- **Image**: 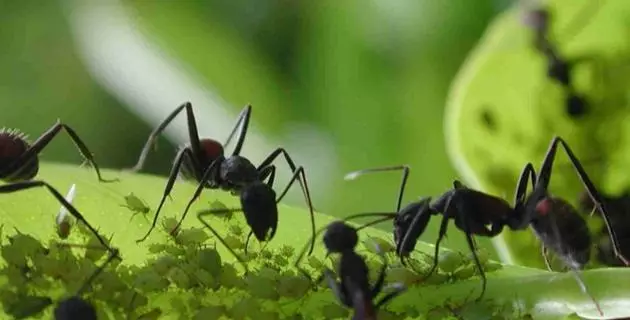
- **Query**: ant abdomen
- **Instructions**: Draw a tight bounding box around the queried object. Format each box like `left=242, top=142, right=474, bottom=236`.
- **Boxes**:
left=533, top=197, right=591, bottom=268
left=241, top=182, right=278, bottom=241
left=0, top=129, right=38, bottom=181
left=54, top=296, right=97, bottom=320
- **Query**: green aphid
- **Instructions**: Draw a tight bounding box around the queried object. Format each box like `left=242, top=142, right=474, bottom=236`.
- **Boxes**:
left=118, top=289, right=148, bottom=312
left=276, top=275, right=310, bottom=298
left=193, top=269, right=217, bottom=289
left=4, top=294, right=53, bottom=320
left=170, top=296, right=189, bottom=316
left=192, top=306, right=225, bottom=320
left=385, top=267, right=421, bottom=286
left=223, top=234, right=244, bottom=250
left=438, top=251, right=464, bottom=273
left=3, top=265, right=28, bottom=288
left=278, top=245, right=295, bottom=258
left=209, top=200, right=232, bottom=221
left=259, top=249, right=274, bottom=260
left=258, top=266, right=280, bottom=280
left=307, top=256, right=325, bottom=270
left=147, top=243, right=168, bottom=254
left=135, top=308, right=162, bottom=320
left=176, top=228, right=210, bottom=246
left=484, top=260, right=503, bottom=273
left=219, top=264, right=245, bottom=289
left=322, top=302, right=349, bottom=319
left=196, top=247, right=222, bottom=277
left=468, top=248, right=489, bottom=266
left=363, top=236, right=395, bottom=254
left=120, top=193, right=150, bottom=221
left=9, top=233, right=45, bottom=257
left=228, top=224, right=244, bottom=237
left=152, top=255, right=179, bottom=276
left=423, top=271, right=450, bottom=285
left=133, top=269, right=170, bottom=292
left=272, top=255, right=289, bottom=267
left=229, top=297, right=263, bottom=320
left=161, top=217, right=180, bottom=236
left=168, top=267, right=192, bottom=289
left=83, top=235, right=109, bottom=262
left=246, top=274, right=279, bottom=300
left=1, top=242, right=28, bottom=267
left=453, top=264, right=477, bottom=280
left=164, top=245, right=186, bottom=257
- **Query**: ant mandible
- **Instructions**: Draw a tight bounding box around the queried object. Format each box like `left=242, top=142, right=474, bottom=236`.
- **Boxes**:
left=127, top=102, right=316, bottom=260
left=521, top=0, right=606, bottom=118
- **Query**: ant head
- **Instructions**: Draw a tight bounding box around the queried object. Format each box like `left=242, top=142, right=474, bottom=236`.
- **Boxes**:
left=323, top=221, right=358, bottom=254
left=199, top=138, right=225, bottom=161
left=0, top=128, right=32, bottom=170
left=54, top=296, right=97, bottom=320
left=522, top=7, right=550, bottom=34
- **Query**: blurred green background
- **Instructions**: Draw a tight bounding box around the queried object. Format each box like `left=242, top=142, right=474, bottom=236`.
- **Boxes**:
left=0, top=0, right=516, bottom=257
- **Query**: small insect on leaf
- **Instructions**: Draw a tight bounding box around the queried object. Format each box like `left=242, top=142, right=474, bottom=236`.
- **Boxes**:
left=484, top=260, right=503, bottom=273
left=468, top=248, right=490, bottom=266
left=121, top=193, right=151, bottom=222
left=277, top=274, right=311, bottom=298
left=168, top=267, right=192, bottom=289
left=209, top=200, right=233, bottom=220
left=438, top=251, right=465, bottom=273
left=151, top=255, right=179, bottom=276
left=161, top=217, right=180, bottom=237
left=176, top=228, right=210, bottom=246
left=453, top=264, right=477, bottom=280
left=133, top=269, right=170, bottom=293
left=56, top=183, right=76, bottom=239
left=385, top=267, right=422, bottom=286
left=4, top=294, right=53, bottom=320
left=246, top=274, right=279, bottom=300
left=363, top=236, right=395, bottom=254
left=192, top=306, right=225, bottom=320
left=196, top=247, right=222, bottom=277
left=135, top=308, right=162, bottom=320
left=10, top=232, right=45, bottom=257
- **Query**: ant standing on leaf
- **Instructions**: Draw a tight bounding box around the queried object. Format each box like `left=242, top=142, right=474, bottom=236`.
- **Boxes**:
left=342, top=137, right=626, bottom=314
left=127, top=102, right=316, bottom=271
left=520, top=0, right=606, bottom=118
left=295, top=220, right=407, bottom=320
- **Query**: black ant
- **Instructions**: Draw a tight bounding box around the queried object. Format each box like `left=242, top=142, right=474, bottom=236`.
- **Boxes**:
left=579, top=189, right=630, bottom=267
left=521, top=0, right=605, bottom=118
left=127, top=102, right=316, bottom=262
left=343, top=137, right=628, bottom=310
left=297, top=220, right=407, bottom=319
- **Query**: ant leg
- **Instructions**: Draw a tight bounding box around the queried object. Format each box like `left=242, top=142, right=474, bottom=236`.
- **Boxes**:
left=244, top=231, right=254, bottom=254
left=128, top=102, right=205, bottom=172
left=398, top=197, right=433, bottom=266
left=197, top=209, right=248, bottom=273
left=374, top=283, right=407, bottom=310
left=541, top=245, right=554, bottom=271
left=2, top=120, right=117, bottom=183
left=258, top=165, right=276, bottom=187
left=75, top=247, right=121, bottom=295
left=323, top=268, right=351, bottom=308
left=508, top=163, right=537, bottom=230
left=136, top=148, right=198, bottom=243
left=344, top=165, right=411, bottom=212
left=0, top=181, right=111, bottom=251
left=223, top=104, right=252, bottom=156
left=546, top=136, right=629, bottom=265
left=271, top=164, right=316, bottom=255
left=419, top=215, right=450, bottom=282
left=370, top=241, right=388, bottom=298
left=168, top=157, right=223, bottom=235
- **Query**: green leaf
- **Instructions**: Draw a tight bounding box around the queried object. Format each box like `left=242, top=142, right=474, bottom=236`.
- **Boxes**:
left=445, top=0, right=630, bottom=267
left=0, top=163, right=628, bottom=319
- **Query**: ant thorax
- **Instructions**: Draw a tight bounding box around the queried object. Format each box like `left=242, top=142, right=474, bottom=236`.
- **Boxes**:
left=219, top=155, right=260, bottom=189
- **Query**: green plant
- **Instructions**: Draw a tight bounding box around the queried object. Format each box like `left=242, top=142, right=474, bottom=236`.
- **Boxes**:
left=0, top=163, right=628, bottom=319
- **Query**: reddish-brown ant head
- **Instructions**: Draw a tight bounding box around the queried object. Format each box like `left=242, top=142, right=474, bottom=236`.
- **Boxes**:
left=0, top=128, right=38, bottom=181
left=199, top=138, right=225, bottom=161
